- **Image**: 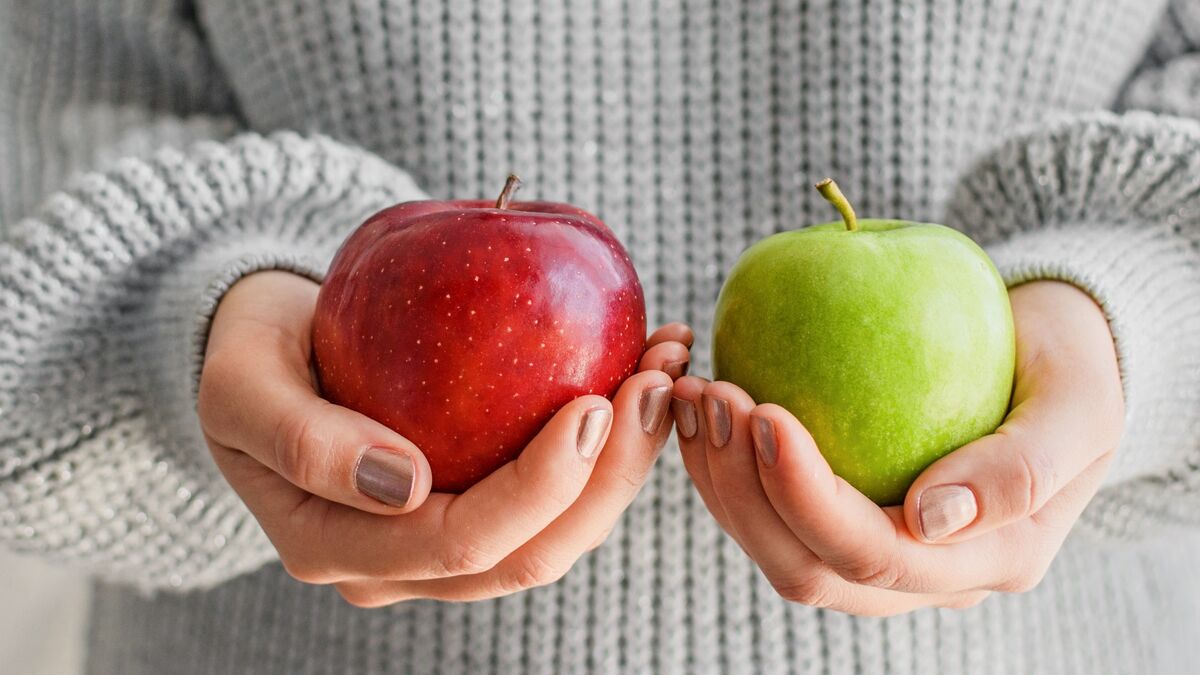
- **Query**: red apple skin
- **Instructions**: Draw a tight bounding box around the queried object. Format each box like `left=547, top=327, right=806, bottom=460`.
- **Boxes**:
left=312, top=199, right=647, bottom=492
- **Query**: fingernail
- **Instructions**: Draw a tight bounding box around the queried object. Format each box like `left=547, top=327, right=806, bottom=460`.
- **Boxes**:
left=702, top=394, right=732, bottom=448
left=663, top=359, right=690, bottom=379
left=577, top=407, right=612, bottom=458
left=671, top=397, right=698, bottom=439
left=750, top=415, right=778, bottom=467
left=639, top=385, right=672, bottom=433
left=355, top=448, right=415, bottom=507
left=918, top=485, right=978, bottom=542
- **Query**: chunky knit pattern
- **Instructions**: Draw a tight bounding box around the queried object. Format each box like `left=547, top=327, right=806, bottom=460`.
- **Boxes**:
left=2, top=1, right=1200, bottom=673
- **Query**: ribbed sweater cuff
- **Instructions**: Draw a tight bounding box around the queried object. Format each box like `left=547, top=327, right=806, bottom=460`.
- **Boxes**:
left=187, top=246, right=327, bottom=396
left=946, top=111, right=1200, bottom=538
left=1, top=131, right=425, bottom=590
left=985, top=223, right=1200, bottom=489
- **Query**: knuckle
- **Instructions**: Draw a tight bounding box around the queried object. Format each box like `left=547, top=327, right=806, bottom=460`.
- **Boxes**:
left=770, top=575, right=836, bottom=608
left=611, top=462, right=652, bottom=493
left=273, top=404, right=325, bottom=489
left=1003, top=439, right=1058, bottom=519
left=505, top=551, right=568, bottom=592
left=437, top=539, right=500, bottom=578
left=832, top=553, right=902, bottom=590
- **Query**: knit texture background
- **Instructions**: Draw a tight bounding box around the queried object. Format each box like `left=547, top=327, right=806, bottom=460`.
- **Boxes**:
left=2, top=1, right=1200, bottom=673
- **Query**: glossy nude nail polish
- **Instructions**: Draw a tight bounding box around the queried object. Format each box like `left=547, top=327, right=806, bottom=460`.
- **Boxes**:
left=577, top=408, right=613, bottom=458
left=918, top=484, right=978, bottom=541
left=702, top=395, right=732, bottom=448
left=355, top=448, right=416, bottom=507
left=749, top=415, right=778, bottom=467
left=671, top=397, right=698, bottom=439
left=639, top=385, right=672, bottom=433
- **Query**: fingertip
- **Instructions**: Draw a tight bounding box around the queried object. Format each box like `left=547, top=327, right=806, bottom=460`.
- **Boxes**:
left=560, top=395, right=614, bottom=460
left=620, top=367, right=675, bottom=394
left=638, top=341, right=690, bottom=379
left=751, top=404, right=817, bottom=451
left=751, top=404, right=832, bottom=491
left=672, top=374, right=708, bottom=400
left=701, top=380, right=754, bottom=409
left=646, top=322, right=695, bottom=348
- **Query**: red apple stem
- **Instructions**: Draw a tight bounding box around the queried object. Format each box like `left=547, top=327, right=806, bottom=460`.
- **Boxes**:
left=495, top=174, right=522, bottom=209
left=815, top=178, right=858, bottom=232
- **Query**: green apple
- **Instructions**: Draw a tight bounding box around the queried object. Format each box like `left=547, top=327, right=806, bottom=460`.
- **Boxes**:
left=712, top=179, right=1015, bottom=505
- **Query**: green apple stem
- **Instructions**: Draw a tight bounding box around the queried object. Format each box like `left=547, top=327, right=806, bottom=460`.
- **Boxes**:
left=495, top=174, right=522, bottom=209
left=815, top=178, right=858, bottom=232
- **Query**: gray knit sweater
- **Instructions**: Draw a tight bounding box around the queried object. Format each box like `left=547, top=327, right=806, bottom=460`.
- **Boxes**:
left=3, top=1, right=1200, bottom=673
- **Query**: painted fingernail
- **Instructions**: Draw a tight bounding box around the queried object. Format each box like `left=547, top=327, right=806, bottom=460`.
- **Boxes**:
left=750, top=415, right=778, bottom=467
left=639, top=385, right=672, bottom=433
left=671, top=397, right=698, bottom=439
left=355, top=448, right=415, bottom=507
left=577, top=407, right=612, bottom=458
left=702, top=394, right=732, bottom=448
left=663, top=359, right=690, bottom=379
left=918, top=485, right=978, bottom=542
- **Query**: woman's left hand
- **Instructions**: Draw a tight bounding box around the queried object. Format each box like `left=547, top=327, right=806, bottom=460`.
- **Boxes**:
left=672, top=280, right=1124, bottom=616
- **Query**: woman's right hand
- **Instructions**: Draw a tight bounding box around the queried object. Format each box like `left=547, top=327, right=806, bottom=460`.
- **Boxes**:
left=198, top=271, right=691, bottom=606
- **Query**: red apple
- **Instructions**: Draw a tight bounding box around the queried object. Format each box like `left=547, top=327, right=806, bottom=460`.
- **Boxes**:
left=312, top=176, right=647, bottom=492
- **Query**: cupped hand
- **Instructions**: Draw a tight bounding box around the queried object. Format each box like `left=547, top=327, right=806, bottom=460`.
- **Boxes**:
left=672, top=280, right=1123, bottom=616
left=198, top=271, right=693, bottom=605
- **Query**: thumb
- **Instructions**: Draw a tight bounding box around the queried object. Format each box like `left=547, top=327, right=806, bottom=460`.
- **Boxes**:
left=271, top=397, right=436, bottom=514
left=199, top=271, right=433, bottom=515
left=901, top=396, right=1112, bottom=544
left=201, top=343, right=434, bottom=514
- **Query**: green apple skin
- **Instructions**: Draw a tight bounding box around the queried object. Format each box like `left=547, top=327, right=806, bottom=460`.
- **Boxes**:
left=712, top=219, right=1016, bottom=506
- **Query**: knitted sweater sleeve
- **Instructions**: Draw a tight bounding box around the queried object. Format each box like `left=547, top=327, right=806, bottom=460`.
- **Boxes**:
left=1120, top=0, right=1200, bottom=118
left=944, top=111, right=1200, bottom=540
left=0, top=3, right=426, bottom=590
